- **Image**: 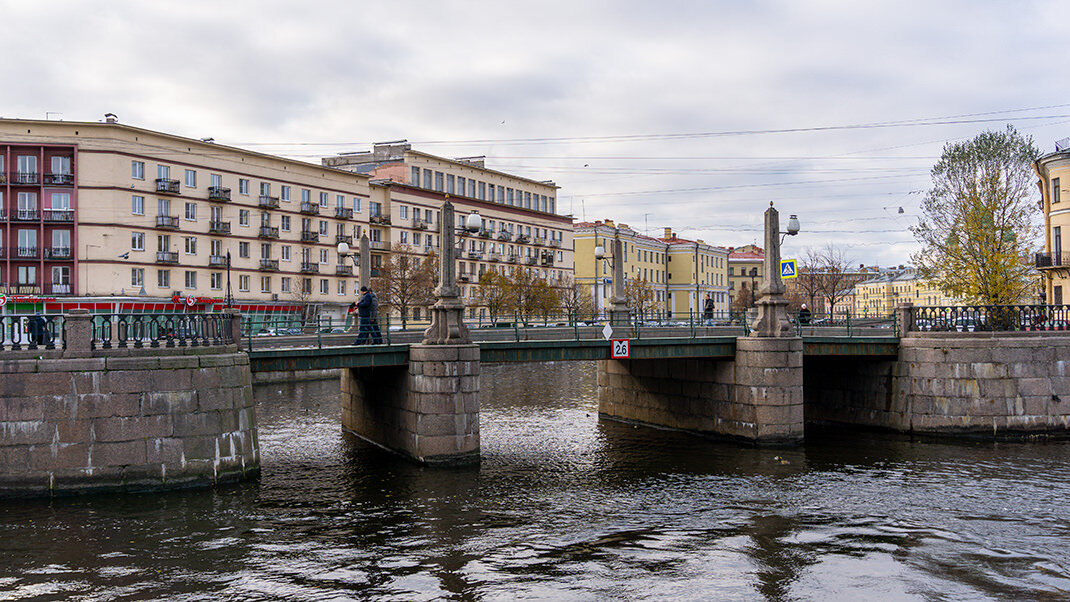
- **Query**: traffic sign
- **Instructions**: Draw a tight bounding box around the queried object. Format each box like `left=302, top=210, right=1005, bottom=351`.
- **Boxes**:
left=601, top=324, right=614, bottom=340
left=780, top=259, right=797, bottom=279
left=0, top=293, right=6, bottom=307
left=611, top=339, right=631, bottom=359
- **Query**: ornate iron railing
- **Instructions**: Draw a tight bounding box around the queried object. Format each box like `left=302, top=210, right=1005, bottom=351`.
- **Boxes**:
left=0, top=315, right=64, bottom=351
left=90, top=313, right=236, bottom=350
left=912, top=304, right=1070, bottom=332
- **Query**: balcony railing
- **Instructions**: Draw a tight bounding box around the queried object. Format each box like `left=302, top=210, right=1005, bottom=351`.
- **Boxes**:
left=497, top=231, right=513, bottom=241
left=549, top=239, right=561, bottom=248
left=13, top=209, right=39, bottom=221
left=467, top=250, right=483, bottom=260
left=156, top=251, right=179, bottom=264
left=13, top=171, right=39, bottom=185
left=516, top=234, right=530, bottom=244
left=300, top=230, right=320, bottom=243
left=488, top=252, right=501, bottom=262
left=44, top=283, right=71, bottom=295
left=299, top=202, right=321, bottom=215
left=259, top=259, right=280, bottom=271
left=1035, top=252, right=1070, bottom=269
left=525, top=256, right=538, bottom=265
left=541, top=255, right=555, bottom=266
left=258, top=226, right=280, bottom=239
left=370, top=214, right=391, bottom=225
left=208, top=186, right=232, bottom=202
left=156, top=215, right=180, bottom=229
left=258, top=195, right=280, bottom=209
left=14, top=246, right=38, bottom=259
left=335, top=206, right=353, bottom=219
left=43, top=209, right=74, bottom=222
left=370, top=240, right=387, bottom=250
left=44, top=247, right=73, bottom=260
left=506, top=254, right=518, bottom=264
left=479, top=229, right=493, bottom=239
left=534, top=236, right=547, bottom=246
left=155, top=179, right=181, bottom=194
left=300, top=261, right=320, bottom=274
left=335, top=264, right=353, bottom=276
left=208, top=220, right=231, bottom=235
left=459, top=274, right=471, bottom=282
left=208, top=255, right=228, bottom=267
left=413, top=217, right=429, bottom=230
left=336, top=234, right=353, bottom=245
left=44, top=172, right=74, bottom=186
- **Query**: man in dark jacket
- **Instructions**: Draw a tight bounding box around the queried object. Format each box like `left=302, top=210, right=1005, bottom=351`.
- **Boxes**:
left=354, top=287, right=374, bottom=345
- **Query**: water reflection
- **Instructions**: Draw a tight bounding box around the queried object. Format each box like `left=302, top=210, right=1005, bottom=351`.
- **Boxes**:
left=0, top=361, right=1069, bottom=600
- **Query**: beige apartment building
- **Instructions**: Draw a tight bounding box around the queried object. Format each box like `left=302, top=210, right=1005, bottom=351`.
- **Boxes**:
left=0, top=117, right=373, bottom=321
left=325, top=141, right=574, bottom=321
left=854, top=268, right=962, bottom=317
left=573, top=220, right=729, bottom=319
left=728, top=244, right=764, bottom=307
left=1036, top=142, right=1070, bottom=304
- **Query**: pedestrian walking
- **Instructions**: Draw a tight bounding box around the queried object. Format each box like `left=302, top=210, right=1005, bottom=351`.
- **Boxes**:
left=353, top=287, right=375, bottom=345
left=369, top=287, right=383, bottom=344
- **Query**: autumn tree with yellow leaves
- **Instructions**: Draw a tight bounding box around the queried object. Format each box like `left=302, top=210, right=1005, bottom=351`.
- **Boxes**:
left=911, top=126, right=1040, bottom=305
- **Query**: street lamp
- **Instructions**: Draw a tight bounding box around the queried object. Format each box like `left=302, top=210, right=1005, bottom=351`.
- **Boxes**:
left=337, top=240, right=357, bottom=265
left=225, top=251, right=234, bottom=308
left=781, top=214, right=801, bottom=242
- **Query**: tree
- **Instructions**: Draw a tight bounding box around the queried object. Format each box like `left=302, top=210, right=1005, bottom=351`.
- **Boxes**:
left=371, top=243, right=437, bottom=328
left=624, top=278, right=655, bottom=317
left=797, top=244, right=859, bottom=316
left=911, top=126, right=1040, bottom=305
left=732, top=282, right=755, bottom=312
left=555, top=273, right=593, bottom=321
left=476, top=269, right=509, bottom=319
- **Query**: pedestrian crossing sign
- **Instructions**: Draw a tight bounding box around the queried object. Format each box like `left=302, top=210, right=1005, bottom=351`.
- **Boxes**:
left=781, top=259, right=797, bottom=279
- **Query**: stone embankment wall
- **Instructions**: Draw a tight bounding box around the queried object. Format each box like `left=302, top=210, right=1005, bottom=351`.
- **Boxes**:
left=0, top=349, right=258, bottom=497
left=806, top=333, right=1070, bottom=435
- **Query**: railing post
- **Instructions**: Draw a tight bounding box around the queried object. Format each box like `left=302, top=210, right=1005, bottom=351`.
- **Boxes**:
left=62, top=308, right=92, bottom=358
left=895, top=303, right=913, bottom=336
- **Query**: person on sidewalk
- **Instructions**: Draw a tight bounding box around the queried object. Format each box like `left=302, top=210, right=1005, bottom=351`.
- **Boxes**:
left=353, top=287, right=375, bottom=345
left=368, top=287, right=384, bottom=344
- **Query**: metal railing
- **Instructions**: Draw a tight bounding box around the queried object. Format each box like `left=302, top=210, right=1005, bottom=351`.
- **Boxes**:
left=911, top=304, right=1070, bottom=332
left=91, top=313, right=236, bottom=350
left=0, top=315, right=64, bottom=351
left=1035, top=252, right=1070, bottom=269
left=155, top=179, right=181, bottom=194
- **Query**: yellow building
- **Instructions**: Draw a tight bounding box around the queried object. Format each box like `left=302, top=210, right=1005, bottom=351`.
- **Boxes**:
left=0, top=116, right=372, bottom=321
left=1035, top=143, right=1070, bottom=304
left=573, top=221, right=728, bottom=319
left=854, top=269, right=963, bottom=317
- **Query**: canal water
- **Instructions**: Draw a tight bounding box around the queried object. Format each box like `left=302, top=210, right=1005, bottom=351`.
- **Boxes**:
left=2, top=361, right=1070, bottom=600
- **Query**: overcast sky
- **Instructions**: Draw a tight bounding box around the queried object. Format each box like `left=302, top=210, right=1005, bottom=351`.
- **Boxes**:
left=3, top=0, right=1068, bottom=266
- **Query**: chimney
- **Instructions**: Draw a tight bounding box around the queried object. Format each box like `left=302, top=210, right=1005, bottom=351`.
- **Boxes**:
left=663, top=227, right=672, bottom=239
left=104, top=113, right=118, bottom=124
left=604, top=219, right=614, bottom=227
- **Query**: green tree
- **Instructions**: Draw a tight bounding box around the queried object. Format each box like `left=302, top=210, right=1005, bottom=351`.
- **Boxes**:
left=911, top=126, right=1040, bottom=305
left=623, top=277, right=655, bottom=317
left=476, top=269, right=509, bottom=319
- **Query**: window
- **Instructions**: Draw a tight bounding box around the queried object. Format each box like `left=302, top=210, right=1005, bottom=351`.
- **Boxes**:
left=132, top=161, right=145, bottom=180
left=458, top=177, right=466, bottom=196
left=319, top=248, right=329, bottom=263
left=239, top=275, right=250, bottom=292
left=260, top=243, right=271, bottom=259
left=210, top=272, right=222, bottom=290
left=239, top=241, right=250, bottom=258
left=338, top=280, right=346, bottom=295
left=281, top=277, right=291, bottom=293
left=411, top=166, right=421, bottom=185
left=184, top=202, right=196, bottom=221
left=488, top=184, right=495, bottom=202
left=400, top=231, right=409, bottom=244
left=239, top=179, right=250, bottom=195
left=184, top=169, right=196, bottom=188
left=260, top=182, right=271, bottom=196
left=158, top=269, right=170, bottom=288
left=446, top=174, right=455, bottom=194
left=525, top=192, right=532, bottom=208
left=320, top=279, right=329, bottom=294
left=434, top=171, right=444, bottom=191
left=319, top=220, right=328, bottom=235
left=423, top=169, right=433, bottom=189
left=210, top=173, right=222, bottom=188
left=399, top=206, right=408, bottom=220
left=1055, top=226, right=1062, bottom=257
left=211, top=239, right=222, bottom=256
left=131, top=268, right=144, bottom=287
left=468, top=180, right=476, bottom=197
left=506, top=188, right=514, bottom=204
left=319, top=191, right=328, bottom=206
left=353, top=197, right=362, bottom=213
left=239, top=210, right=250, bottom=226
left=184, top=271, right=197, bottom=289
left=281, top=215, right=291, bottom=232
left=370, top=201, right=382, bottom=217
left=184, top=237, right=197, bottom=255
left=1055, top=178, right=1062, bottom=204
left=157, top=165, right=170, bottom=180
left=17, top=265, right=36, bottom=286
left=281, top=185, right=291, bottom=202
left=132, top=232, right=145, bottom=251
left=301, top=189, right=311, bottom=203
left=157, top=234, right=170, bottom=252
left=261, top=276, right=271, bottom=293
left=336, top=194, right=346, bottom=207
left=478, top=181, right=486, bottom=200
left=132, top=195, right=144, bottom=215
left=281, top=246, right=291, bottom=261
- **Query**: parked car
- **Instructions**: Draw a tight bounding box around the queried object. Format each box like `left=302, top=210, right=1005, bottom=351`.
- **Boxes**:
left=256, top=328, right=281, bottom=336
left=319, top=327, right=347, bottom=334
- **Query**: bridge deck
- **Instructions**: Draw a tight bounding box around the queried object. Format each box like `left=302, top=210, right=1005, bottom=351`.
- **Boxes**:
left=248, top=335, right=899, bottom=373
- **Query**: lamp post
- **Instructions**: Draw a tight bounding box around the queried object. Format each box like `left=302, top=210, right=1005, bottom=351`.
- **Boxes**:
left=423, top=202, right=480, bottom=345
left=224, top=250, right=233, bottom=308
left=593, top=228, right=629, bottom=327
left=751, top=203, right=801, bottom=337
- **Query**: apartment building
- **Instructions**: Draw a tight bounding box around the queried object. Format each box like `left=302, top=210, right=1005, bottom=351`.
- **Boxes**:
left=727, top=245, right=764, bottom=307
left=1035, top=140, right=1070, bottom=304
left=573, top=221, right=729, bottom=318
left=854, top=268, right=962, bottom=317
left=326, top=142, right=574, bottom=320
left=0, top=117, right=372, bottom=320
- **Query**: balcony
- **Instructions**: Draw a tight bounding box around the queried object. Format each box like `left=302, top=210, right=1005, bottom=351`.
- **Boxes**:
left=43, top=209, right=74, bottom=222
left=300, top=261, right=320, bottom=274
left=541, top=254, right=555, bottom=267
left=370, top=214, right=391, bottom=225
left=488, top=252, right=501, bottom=262
left=466, top=250, right=483, bottom=260
left=300, top=230, right=320, bottom=243
left=516, top=234, right=531, bottom=244
left=459, top=274, right=471, bottom=282
left=299, top=202, right=321, bottom=215
left=156, top=251, right=179, bottom=264
left=413, top=217, right=429, bottom=230
left=478, top=229, right=493, bottom=239
left=534, top=236, right=547, bottom=246
left=370, top=240, right=387, bottom=250
left=497, top=231, right=513, bottom=242
left=208, top=220, right=231, bottom=235
left=155, top=178, right=181, bottom=194
left=423, top=244, right=434, bottom=254
left=258, top=195, right=280, bottom=209
left=44, top=247, right=73, bottom=260
left=44, top=172, right=74, bottom=186
left=208, top=255, right=227, bottom=268
left=259, top=259, right=280, bottom=271
left=14, top=246, right=38, bottom=259
left=13, top=171, right=39, bottom=185
left=156, top=215, right=180, bottom=229
left=335, top=207, right=353, bottom=219
left=208, top=186, right=232, bottom=202
left=506, top=254, right=518, bottom=264
left=44, top=283, right=72, bottom=295
left=1035, top=252, right=1070, bottom=269
left=258, top=226, right=280, bottom=239
left=336, top=234, right=353, bottom=245
left=525, top=256, right=538, bottom=265
left=13, top=209, right=39, bottom=221
left=549, top=239, right=561, bottom=248
left=335, top=264, right=353, bottom=276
